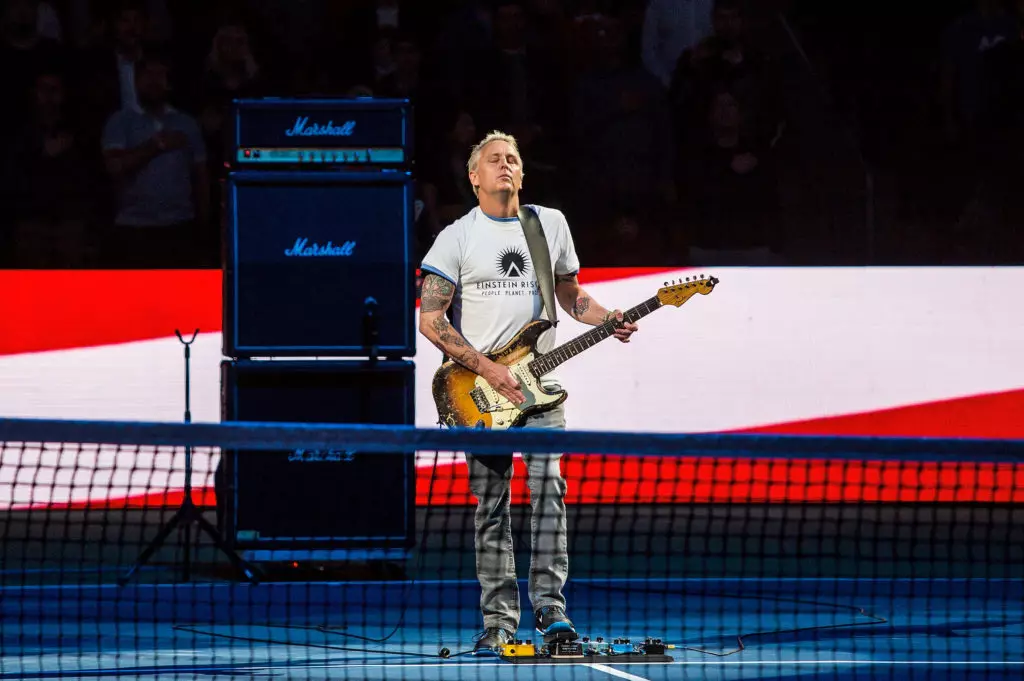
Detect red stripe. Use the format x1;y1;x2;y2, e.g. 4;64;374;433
24;388;1024;510
734;388;1024;440
0;270;222;356
412;388;1024;506
0;268;674;355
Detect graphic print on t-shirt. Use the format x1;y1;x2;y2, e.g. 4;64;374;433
496;246;531;278
420;206;580;354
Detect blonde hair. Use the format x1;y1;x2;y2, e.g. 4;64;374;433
466;131;524;195
207;25;259;80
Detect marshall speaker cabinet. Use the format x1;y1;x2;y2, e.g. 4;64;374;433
220;360;415;551
223;170;416;357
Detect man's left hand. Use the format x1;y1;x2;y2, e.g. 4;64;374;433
606;310;639;343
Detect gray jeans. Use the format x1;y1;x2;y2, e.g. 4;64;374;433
464;404;568;633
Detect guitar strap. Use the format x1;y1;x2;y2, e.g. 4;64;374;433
518;205;558;328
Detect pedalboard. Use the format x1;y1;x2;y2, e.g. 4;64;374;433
500;637;673;664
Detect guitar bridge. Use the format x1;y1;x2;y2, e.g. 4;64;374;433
470;386;490;412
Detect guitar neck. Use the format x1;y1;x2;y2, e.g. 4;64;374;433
529;296;663;377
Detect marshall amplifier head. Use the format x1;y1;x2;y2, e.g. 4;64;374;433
224;171;415;358
232;97;412;168
220;359;415;550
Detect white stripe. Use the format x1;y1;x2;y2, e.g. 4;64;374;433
22;661;1023;674
201;661;1024;670
589;664;651;681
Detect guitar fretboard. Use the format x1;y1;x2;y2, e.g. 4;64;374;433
529;296;663;377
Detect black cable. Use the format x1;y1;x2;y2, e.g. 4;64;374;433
171;623;447;659
571;583;888;657
173;450;473;659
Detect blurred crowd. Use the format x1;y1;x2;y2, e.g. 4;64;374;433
0;0;1021;269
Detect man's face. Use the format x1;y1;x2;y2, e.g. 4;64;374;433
115;9;145;50
218;25;250;65
495;4;527;48
136;62;169;105
35;74;64;110
710;92;740;129
452;112;477;148
394;39;420;75
469;140;523;197
713;7;743;43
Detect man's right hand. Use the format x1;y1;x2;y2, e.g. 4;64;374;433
480;361;526;406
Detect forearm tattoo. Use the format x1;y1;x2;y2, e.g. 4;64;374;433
430;315;480;370
420;274;454;313
431;316;467;349
457;349;480;370
572;296;591;319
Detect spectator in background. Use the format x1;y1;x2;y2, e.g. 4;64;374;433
678;89;782;265
641;0;714;88
4;70;100;267
939;0;1020;261
941;0;1019;144
371;29;422;100
0;0;67;128
569;15;674;264
670;0;783;154
430;0;494;92
36;1;62;42
461;0;566;203
420;108;480;244
80;1;151;136
188;23;264;175
101;51;209;268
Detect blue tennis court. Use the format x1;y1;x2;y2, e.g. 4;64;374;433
3;577;1023;680
3;420;1024;680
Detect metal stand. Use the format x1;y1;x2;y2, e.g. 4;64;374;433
120;330;260;586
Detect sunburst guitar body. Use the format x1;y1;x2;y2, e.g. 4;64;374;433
432;275;719;430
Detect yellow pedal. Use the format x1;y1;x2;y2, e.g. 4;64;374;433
501;641;537;657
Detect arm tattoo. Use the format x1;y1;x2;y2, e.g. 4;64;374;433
431;316;467;348
555;273;578;285
431;315;480;371
420;274;455;313
572;296;591;319
456;349;480;370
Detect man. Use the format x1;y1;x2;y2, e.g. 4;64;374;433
101;51;210;267
418;131;638;655
642;0;714;88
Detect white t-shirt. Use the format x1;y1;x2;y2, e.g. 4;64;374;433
420;205;580;356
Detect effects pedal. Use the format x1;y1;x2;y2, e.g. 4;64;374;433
501;640;536;658
550;641;584;658
609;638;635;655
641;638;667;655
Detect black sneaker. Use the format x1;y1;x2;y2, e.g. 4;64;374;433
472;627;514;656
535;605;578;642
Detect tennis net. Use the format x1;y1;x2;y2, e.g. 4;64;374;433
1;417;1023;679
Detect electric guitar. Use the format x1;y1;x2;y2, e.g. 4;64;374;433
432;275;719;430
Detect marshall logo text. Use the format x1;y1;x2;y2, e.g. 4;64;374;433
284;238;357;257
285;117;357;137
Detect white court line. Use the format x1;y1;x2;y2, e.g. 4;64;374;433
590;663;651;681
135;661;1024;672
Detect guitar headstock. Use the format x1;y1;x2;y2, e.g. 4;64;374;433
657;274;719;308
